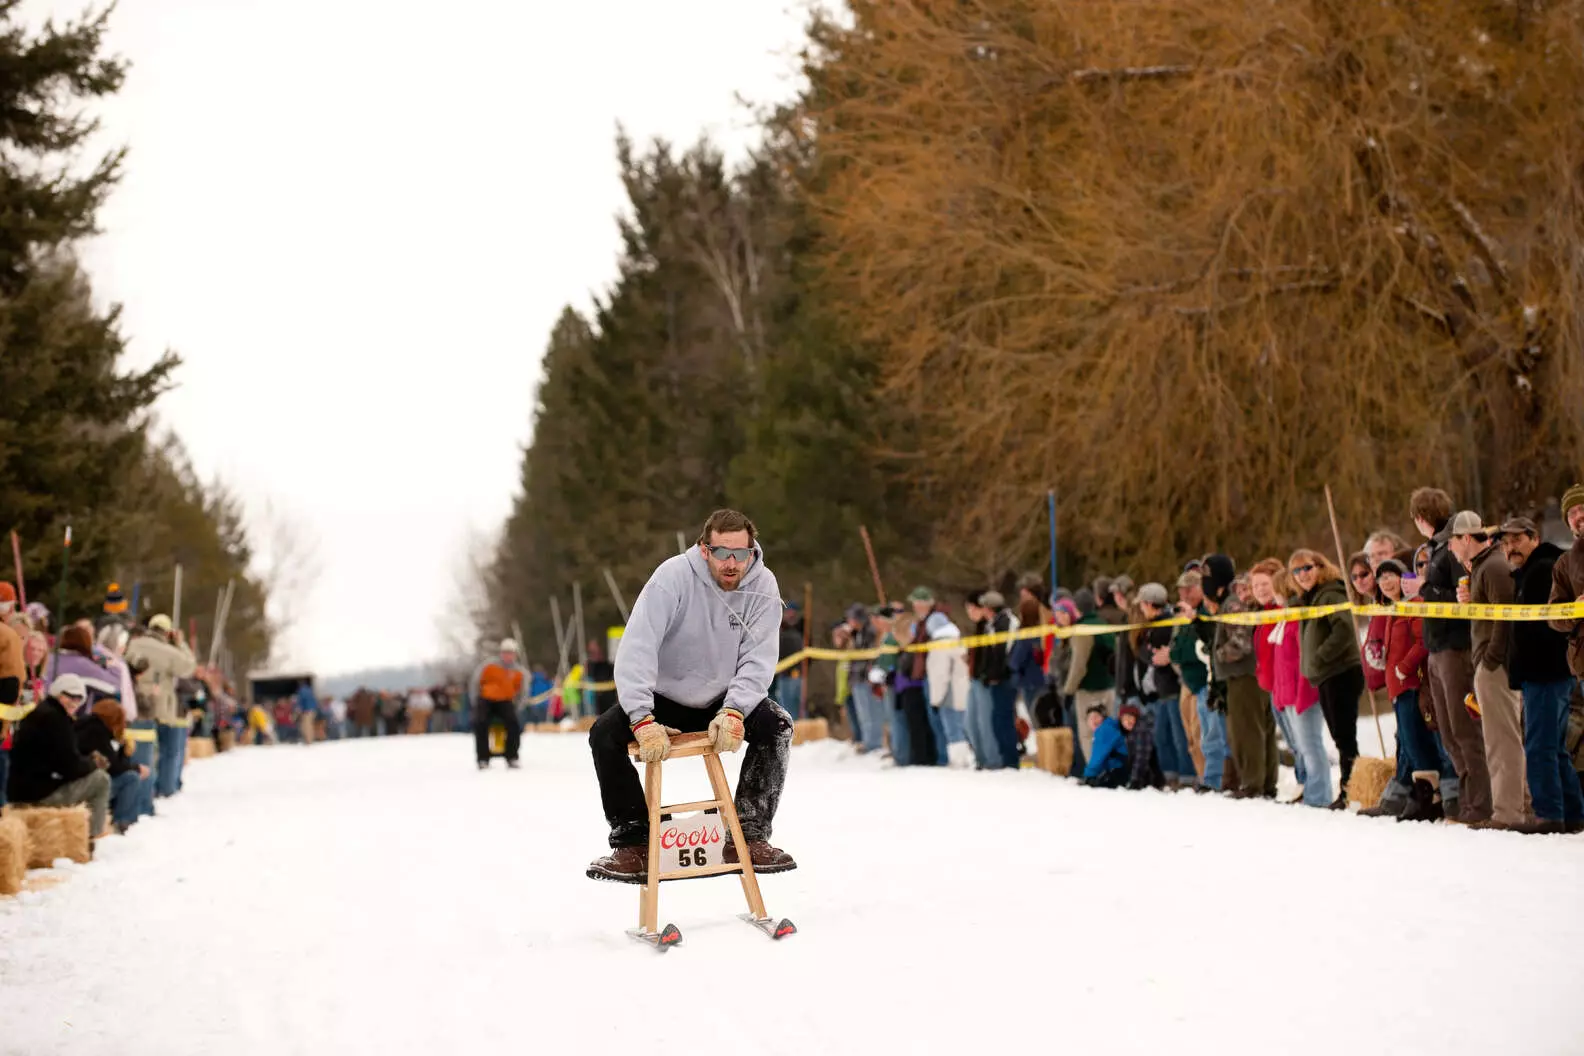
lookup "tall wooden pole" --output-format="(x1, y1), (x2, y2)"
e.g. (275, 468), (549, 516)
(1325, 484), (1388, 757)
(800, 581), (813, 719)
(859, 524), (887, 605)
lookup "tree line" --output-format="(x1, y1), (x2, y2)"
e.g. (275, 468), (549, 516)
(0, 6), (271, 674)
(483, 0), (1584, 664)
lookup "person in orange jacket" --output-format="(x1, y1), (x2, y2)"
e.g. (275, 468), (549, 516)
(469, 638), (526, 770)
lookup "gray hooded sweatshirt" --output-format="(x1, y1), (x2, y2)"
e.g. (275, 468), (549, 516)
(614, 543), (783, 723)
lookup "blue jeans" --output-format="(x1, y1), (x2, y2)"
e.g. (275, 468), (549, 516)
(1287, 705), (1334, 807)
(156, 724), (187, 797)
(845, 694), (862, 744)
(774, 674), (803, 720)
(1196, 687), (1227, 790)
(989, 683), (1020, 768)
(853, 686), (888, 753)
(129, 720), (157, 817)
(940, 705), (967, 745)
(1522, 680), (1584, 823)
(111, 769), (141, 826)
(1152, 698), (1194, 782)
(967, 681), (999, 768)
(1272, 703), (1305, 786)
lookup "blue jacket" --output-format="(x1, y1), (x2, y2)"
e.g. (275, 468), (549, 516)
(1083, 717), (1129, 780)
(529, 672), (554, 704)
(1006, 637), (1048, 700)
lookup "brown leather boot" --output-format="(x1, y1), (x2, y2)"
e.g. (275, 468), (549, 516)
(724, 840), (798, 874)
(585, 845), (647, 884)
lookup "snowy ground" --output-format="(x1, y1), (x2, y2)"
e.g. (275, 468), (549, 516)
(3, 729), (1582, 1056)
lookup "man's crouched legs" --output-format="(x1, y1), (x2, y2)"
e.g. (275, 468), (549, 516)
(586, 697), (797, 883)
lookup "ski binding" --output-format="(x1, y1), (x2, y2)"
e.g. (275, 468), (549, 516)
(740, 914), (797, 940)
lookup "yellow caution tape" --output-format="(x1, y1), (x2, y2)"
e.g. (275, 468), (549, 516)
(125, 727), (158, 743)
(0, 703), (32, 722)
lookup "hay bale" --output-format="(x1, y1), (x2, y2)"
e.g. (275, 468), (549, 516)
(16, 805), (91, 867)
(186, 735), (216, 760)
(1347, 755), (1396, 809)
(0, 810), (28, 895)
(791, 718), (829, 745)
(1035, 727), (1073, 776)
(216, 727), (237, 752)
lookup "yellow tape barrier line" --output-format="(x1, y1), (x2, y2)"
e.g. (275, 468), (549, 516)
(548, 598), (1584, 691)
(125, 727), (158, 743)
(0, 703), (32, 721)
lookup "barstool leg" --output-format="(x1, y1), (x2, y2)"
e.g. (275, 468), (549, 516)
(704, 753), (768, 921)
(640, 759), (664, 935)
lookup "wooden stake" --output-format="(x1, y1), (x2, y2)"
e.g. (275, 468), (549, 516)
(1325, 484), (1388, 757)
(859, 524), (887, 605)
(10, 530), (25, 609)
(602, 567), (631, 623)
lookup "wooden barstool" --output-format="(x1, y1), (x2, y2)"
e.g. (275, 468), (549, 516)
(626, 730), (795, 949)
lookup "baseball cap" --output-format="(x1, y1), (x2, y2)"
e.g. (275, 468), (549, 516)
(1138, 582), (1170, 606)
(845, 603), (870, 623)
(498, 638), (519, 654)
(50, 673), (87, 700)
(980, 590), (1006, 609)
(1449, 510), (1497, 537)
(1176, 570), (1203, 590)
(148, 614), (172, 633)
(907, 586), (934, 603)
(1497, 516), (1538, 537)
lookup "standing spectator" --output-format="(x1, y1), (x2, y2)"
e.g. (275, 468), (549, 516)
(774, 605), (805, 719)
(1136, 583), (1192, 789)
(1170, 571), (1221, 791)
(406, 687), (434, 735)
(328, 695), (349, 740)
(923, 602), (972, 768)
(871, 603), (904, 761)
(1366, 530), (1411, 569)
(1008, 596), (1051, 728)
(124, 615), (197, 799)
(526, 667), (554, 725)
(843, 604), (883, 754)
(586, 640), (618, 717)
(1288, 550), (1361, 809)
(296, 678), (322, 743)
(1354, 552), (1409, 815)
(1499, 518), (1583, 833)
(893, 588), (943, 766)
(0, 582), (22, 808)
(1376, 558), (1456, 821)
(967, 591), (1017, 769)
(75, 698), (147, 834)
(1250, 559), (1313, 803)
(6, 674), (113, 842)
(1452, 511), (1530, 829)
(1209, 555), (1274, 798)
(1063, 588), (1117, 764)
(1413, 487), (1491, 824)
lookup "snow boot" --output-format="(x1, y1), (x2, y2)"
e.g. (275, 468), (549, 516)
(1397, 774), (1444, 823)
(723, 839), (798, 874)
(506, 759), (521, 770)
(586, 845), (648, 884)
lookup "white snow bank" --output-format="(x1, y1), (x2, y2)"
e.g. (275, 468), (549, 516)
(1, 731), (1580, 1056)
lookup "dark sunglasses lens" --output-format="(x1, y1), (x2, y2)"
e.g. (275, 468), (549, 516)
(711, 546), (751, 562)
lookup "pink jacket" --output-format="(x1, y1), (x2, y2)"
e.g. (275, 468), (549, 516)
(1266, 614), (1320, 715)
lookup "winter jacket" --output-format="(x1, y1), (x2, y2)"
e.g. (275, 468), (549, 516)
(1298, 580), (1360, 688)
(1114, 629), (1142, 701)
(124, 633), (198, 726)
(1008, 634), (1049, 701)
(1267, 614), (1320, 714)
(1125, 708), (1161, 788)
(969, 608), (1014, 686)
(1509, 541), (1571, 687)
(1138, 625), (1180, 703)
(1083, 717), (1129, 780)
(1064, 613), (1117, 695)
(1362, 614), (1389, 694)
(1169, 605), (1213, 693)
(1212, 595), (1257, 680)
(1469, 543), (1515, 671)
(470, 660), (525, 706)
(74, 713), (134, 777)
(41, 651), (121, 707)
(614, 543), (782, 722)
(0, 619), (21, 706)
(1547, 537), (1584, 677)
(924, 618), (971, 711)
(1255, 605), (1279, 694)
(6, 696), (95, 803)
(1419, 521), (1472, 653)
(1383, 611), (1428, 699)
(846, 623), (877, 684)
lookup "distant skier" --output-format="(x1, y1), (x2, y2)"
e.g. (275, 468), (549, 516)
(469, 639), (526, 770)
(585, 509), (796, 883)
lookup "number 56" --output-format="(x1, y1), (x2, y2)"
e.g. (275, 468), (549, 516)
(676, 847), (706, 868)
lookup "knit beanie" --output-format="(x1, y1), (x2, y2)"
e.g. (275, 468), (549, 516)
(1073, 588), (1096, 617)
(1563, 484), (1584, 518)
(103, 582), (128, 615)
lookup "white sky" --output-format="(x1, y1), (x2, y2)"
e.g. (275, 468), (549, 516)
(27, 0), (812, 675)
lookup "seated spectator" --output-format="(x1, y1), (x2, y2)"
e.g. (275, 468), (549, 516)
(6, 673), (113, 843)
(1082, 703), (1130, 788)
(75, 697), (148, 834)
(42, 622), (120, 711)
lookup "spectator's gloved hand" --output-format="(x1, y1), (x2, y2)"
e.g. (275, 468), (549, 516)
(709, 707), (745, 754)
(631, 717), (678, 763)
(1464, 692), (1482, 722)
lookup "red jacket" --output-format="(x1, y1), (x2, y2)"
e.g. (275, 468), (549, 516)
(1254, 605), (1279, 693)
(1384, 613), (1427, 699)
(1268, 613), (1320, 714)
(1363, 614), (1389, 693)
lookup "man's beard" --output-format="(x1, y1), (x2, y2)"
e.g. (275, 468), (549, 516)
(711, 567), (741, 591)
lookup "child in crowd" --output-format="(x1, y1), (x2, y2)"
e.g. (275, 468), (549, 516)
(1083, 703), (1134, 787)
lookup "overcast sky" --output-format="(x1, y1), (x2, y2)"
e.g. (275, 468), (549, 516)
(28, 0), (812, 675)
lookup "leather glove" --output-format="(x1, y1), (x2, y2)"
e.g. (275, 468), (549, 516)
(708, 707), (745, 754)
(631, 717), (679, 763)
(1464, 692), (1482, 722)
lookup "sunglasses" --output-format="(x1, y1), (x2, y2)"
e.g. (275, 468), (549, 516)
(1351, 570), (1373, 582)
(705, 545), (754, 564)
(1290, 564), (1316, 575)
